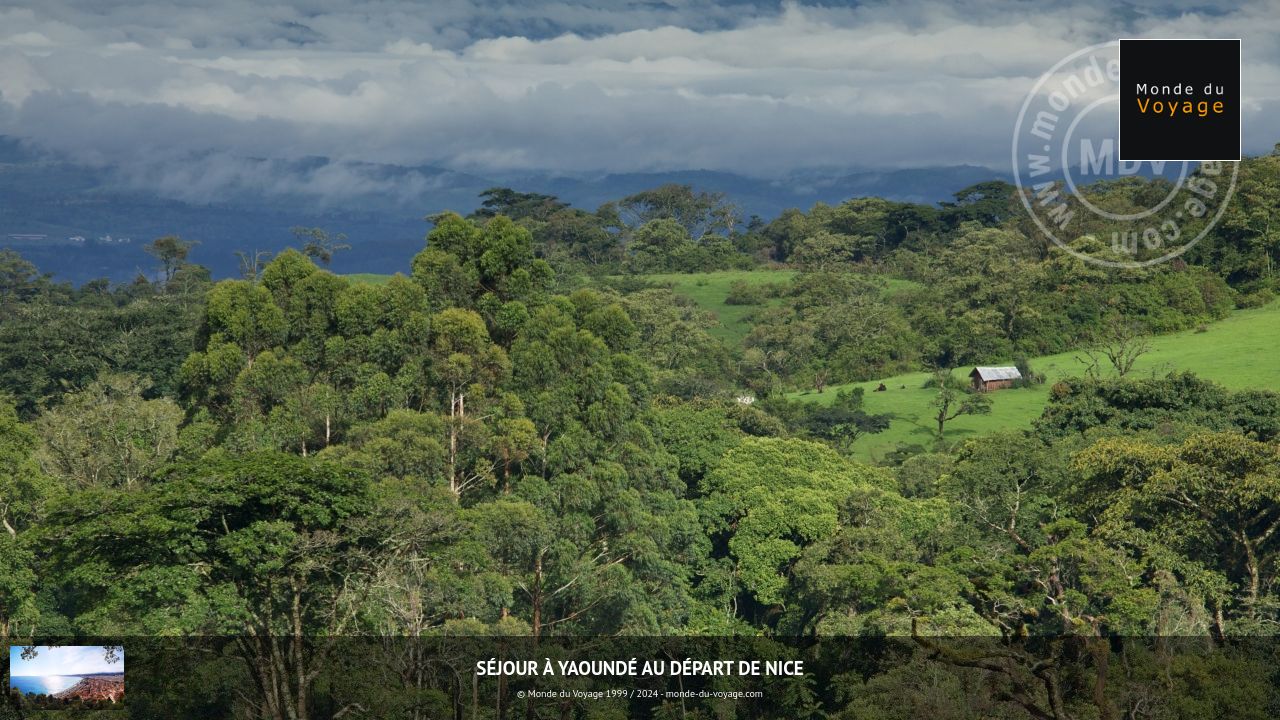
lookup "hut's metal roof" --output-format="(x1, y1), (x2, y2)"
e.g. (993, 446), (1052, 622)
(970, 366), (1022, 381)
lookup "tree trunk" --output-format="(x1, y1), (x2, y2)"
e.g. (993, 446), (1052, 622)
(292, 583), (308, 720)
(1242, 532), (1261, 611)
(1212, 602), (1226, 645)
(448, 391), (465, 498)
(531, 551), (545, 639)
(498, 673), (507, 720)
(1088, 638), (1117, 720)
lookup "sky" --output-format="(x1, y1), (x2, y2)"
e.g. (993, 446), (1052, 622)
(1, 0), (1278, 197)
(8, 646), (123, 677)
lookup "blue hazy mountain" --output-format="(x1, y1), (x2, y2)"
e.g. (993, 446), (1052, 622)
(0, 138), (1006, 283)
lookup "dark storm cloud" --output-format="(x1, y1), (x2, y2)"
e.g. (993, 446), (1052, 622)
(2, 0), (1278, 202)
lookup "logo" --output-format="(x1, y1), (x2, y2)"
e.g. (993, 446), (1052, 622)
(1012, 41), (1238, 268)
(1119, 39), (1241, 162)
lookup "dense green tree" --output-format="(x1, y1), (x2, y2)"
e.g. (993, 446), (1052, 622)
(1077, 432), (1280, 632)
(614, 183), (738, 239)
(760, 207), (812, 261)
(0, 249), (47, 307)
(796, 389), (892, 452)
(791, 230), (865, 270)
(1037, 372), (1280, 442)
(36, 374), (183, 489)
(413, 212), (553, 313)
(46, 452), (375, 719)
(202, 279), (287, 363)
(0, 400), (44, 644)
(925, 432), (1167, 720)
(626, 218), (695, 273)
(939, 181), (1018, 227)
(1191, 151), (1280, 286)
(428, 308), (513, 499)
(470, 187), (569, 222)
(533, 206), (619, 266)
(741, 271), (918, 389)
(0, 398), (51, 537)
(700, 437), (894, 610)
(783, 483), (974, 636)
(0, 283), (201, 419)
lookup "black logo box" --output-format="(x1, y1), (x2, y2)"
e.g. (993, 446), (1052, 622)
(1119, 38), (1241, 161)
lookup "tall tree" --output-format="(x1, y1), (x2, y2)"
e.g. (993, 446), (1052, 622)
(0, 398), (50, 538)
(615, 184), (738, 238)
(291, 227), (351, 267)
(469, 187), (568, 222)
(144, 235), (198, 283)
(36, 374), (182, 490)
(413, 213), (553, 313)
(428, 308), (511, 499)
(700, 437), (894, 611)
(201, 279), (288, 363)
(1078, 432), (1280, 631)
(0, 250), (45, 308)
(1092, 314), (1153, 378)
(47, 453), (376, 720)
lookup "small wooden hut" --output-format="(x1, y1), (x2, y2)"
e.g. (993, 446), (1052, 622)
(969, 366), (1022, 392)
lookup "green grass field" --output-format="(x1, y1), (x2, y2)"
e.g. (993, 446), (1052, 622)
(353, 268), (915, 345)
(639, 270), (919, 344)
(348, 270), (1275, 462)
(639, 270), (796, 343)
(792, 300), (1280, 463)
(346, 269), (795, 342)
(348, 269), (794, 342)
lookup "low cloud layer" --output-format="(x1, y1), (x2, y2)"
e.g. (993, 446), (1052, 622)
(2, 0), (1279, 200)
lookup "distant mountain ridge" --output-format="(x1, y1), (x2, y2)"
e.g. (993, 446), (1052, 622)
(0, 136), (1007, 283)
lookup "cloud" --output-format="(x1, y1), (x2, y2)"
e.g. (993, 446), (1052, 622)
(9, 646), (123, 677)
(0, 48), (52, 103)
(1, 0), (1277, 203)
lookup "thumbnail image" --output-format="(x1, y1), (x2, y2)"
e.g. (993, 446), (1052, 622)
(8, 646), (124, 707)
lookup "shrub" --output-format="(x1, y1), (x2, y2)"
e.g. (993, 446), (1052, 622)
(1238, 288), (1276, 309)
(725, 280), (768, 305)
(1014, 356), (1045, 387)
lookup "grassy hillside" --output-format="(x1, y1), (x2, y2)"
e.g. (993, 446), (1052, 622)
(352, 268), (924, 346)
(639, 270), (920, 344)
(792, 300), (1280, 463)
(639, 270), (796, 343)
(350, 269), (796, 342)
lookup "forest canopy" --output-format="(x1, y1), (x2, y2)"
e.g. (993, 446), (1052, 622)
(4, 158), (1280, 719)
